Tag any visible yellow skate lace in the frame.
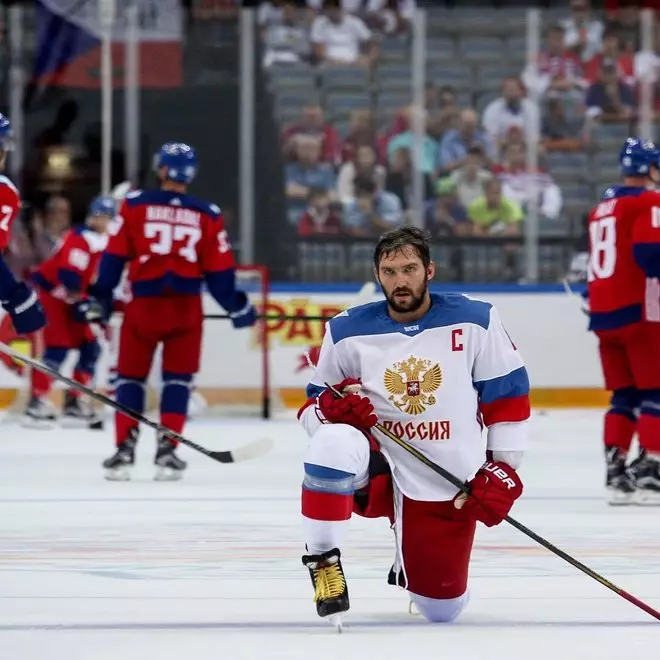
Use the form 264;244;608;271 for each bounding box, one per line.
312;562;346;602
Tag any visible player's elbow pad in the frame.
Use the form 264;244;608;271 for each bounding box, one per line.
93;253;126;294
58;268;82;294
633;244;660;278
205;270;246;313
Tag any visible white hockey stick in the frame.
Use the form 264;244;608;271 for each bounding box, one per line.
0;341;273;464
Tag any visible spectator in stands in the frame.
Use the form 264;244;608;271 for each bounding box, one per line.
493;142;563;222
448;145;493;208
467;178;523;237
541;97;587;151
482;78;540;152
43;195;72;247
605;1;640;54
337;144;386;203
258;0;286;27
437;108;495;177
425;178;469;237
522;24;586;101
381;84;447;145
561;0;604;62
344;175;403;236
297;188;344;237
386;107;438;175
262;1;311;67
282;105;341;165
310;0;377;67
384;146;434;218
585;62;636;123
584;28;635;86
435;85;460;136
306;0;364;14
364;0;415;36
285;135;336;224
633;22;660;115
341;109;385;163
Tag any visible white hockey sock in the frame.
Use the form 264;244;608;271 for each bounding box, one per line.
303;517;350;556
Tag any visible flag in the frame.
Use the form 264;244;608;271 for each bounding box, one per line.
33;0;183;89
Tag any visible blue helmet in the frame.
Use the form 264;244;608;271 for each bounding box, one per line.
87;195;116;218
619;137;660;176
0;113;14;152
153;142;198;184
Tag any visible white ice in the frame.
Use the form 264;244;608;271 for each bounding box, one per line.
0;410;659;660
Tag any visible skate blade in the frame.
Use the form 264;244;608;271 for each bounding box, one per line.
20;416;57;430
608;491;637;506
326;613;342;632
60;417;94;429
104;466;133;482
635;490;660;505
154;466;184;482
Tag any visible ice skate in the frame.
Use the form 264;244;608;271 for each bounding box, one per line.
630;451;660;505
60;391;100;429
154;433;187;481
605;446;636;506
302;548;349;631
103;428;138;481
21;395;57;429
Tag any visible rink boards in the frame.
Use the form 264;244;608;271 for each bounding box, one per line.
0;284;607;409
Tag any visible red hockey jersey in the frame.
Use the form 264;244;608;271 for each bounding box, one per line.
0;174;21;251
103;189;236;297
587;185;660;331
32;226;108;301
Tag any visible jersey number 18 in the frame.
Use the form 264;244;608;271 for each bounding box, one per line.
588;216;616;281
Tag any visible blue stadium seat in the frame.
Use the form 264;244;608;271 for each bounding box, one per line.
268;65;317;90
325;92;372;118
426;38;456;61
427;63;473;89
458;37;506;61
320;66;370;89
475;63;524;91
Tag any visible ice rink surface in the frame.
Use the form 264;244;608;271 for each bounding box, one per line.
1;409;659;660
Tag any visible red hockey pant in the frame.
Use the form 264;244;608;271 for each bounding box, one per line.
597;322;660;391
355;451;476;600
117;295;203;378
40;292;96;349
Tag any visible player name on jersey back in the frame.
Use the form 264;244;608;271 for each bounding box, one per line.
145;205;201;227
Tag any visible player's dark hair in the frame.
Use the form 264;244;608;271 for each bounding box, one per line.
374;226;432;270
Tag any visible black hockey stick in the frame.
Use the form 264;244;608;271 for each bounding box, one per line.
325;381;660;622
0;341;273;464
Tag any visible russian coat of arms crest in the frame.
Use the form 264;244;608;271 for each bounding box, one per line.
383;356;443;416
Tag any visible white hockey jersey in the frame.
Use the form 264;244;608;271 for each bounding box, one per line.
299;293;531;501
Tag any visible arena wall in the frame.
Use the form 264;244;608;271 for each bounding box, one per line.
0;284;607;410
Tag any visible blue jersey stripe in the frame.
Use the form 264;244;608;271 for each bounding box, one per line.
330;293;491;344
474;366;530;404
306;383;326;399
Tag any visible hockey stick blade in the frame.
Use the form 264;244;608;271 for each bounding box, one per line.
324;381;660;622
212;436;274;463
0;341;273;465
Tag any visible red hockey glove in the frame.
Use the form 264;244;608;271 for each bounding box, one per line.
453;461;523;527
317;378;378;431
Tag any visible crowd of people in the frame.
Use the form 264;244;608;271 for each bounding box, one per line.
263;0;659;241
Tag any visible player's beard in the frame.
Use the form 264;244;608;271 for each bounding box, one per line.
382;280;428;314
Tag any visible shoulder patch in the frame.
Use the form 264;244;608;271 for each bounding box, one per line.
434;293;492;331
80;229;109;253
